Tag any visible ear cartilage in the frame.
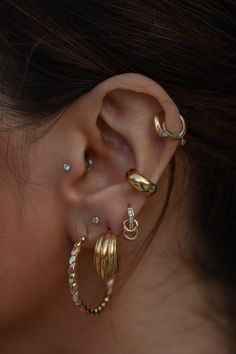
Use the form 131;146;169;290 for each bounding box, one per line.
154;113;186;146
125;169;157;196
64;163;71;172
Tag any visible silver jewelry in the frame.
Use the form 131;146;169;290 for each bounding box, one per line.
64;163;71;172
85;158;93;170
154;113;186;145
92;216;100;225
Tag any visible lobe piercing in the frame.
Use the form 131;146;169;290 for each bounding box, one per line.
92;216;100;225
64;163;71;172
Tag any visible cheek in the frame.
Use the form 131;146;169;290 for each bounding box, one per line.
0;182;68;330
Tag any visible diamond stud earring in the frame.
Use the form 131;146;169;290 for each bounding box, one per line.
92;216;100;225
64;163;71;172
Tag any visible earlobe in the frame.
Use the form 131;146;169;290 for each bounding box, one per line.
59;73;185;245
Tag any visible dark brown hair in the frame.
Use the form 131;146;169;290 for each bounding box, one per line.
0;0;236;346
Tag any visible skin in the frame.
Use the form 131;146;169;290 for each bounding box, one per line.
0;73;226;353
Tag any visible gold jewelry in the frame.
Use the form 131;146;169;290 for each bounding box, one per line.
126;169;157;196
68;236;114;315
154;114;186;145
94;231;119;281
123;207;139;241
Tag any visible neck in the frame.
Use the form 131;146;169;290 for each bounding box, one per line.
0;166;227;354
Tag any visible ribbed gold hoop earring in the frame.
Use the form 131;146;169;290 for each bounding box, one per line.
68;235;116;315
94;231;119;281
154;114;186;145
126;168;157;196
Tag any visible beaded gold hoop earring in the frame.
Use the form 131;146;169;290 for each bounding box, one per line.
68;236;116;315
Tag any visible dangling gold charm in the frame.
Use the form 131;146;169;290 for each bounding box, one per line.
123;207;139;241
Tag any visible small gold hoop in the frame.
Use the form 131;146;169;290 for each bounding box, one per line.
68;236;115;315
126;169;157;196
123;219;139;241
154;114;186;145
94;232;119;281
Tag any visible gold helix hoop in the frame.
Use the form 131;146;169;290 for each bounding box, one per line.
126;169;157;196
154;114;186;145
123;207;139;241
68;236;115;315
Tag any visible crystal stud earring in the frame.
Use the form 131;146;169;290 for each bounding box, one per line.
64;163;71;172
92;216;100;225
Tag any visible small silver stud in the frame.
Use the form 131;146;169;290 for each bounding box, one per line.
64;163;71;172
92;216;100;225
85;158;93;170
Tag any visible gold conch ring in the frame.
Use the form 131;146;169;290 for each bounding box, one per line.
126;169;157;196
154;114;186;145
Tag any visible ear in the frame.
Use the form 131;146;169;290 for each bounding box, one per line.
59;73;182;246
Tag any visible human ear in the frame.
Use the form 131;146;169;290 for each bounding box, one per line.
58;73;182;246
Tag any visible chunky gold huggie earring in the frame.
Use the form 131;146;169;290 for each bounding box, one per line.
126;168;157;196
154;114;186;145
94;231;119;281
68;236;115;315
123;207;139;241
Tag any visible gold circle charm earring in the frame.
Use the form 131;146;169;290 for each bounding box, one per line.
123;207;139;241
154;113;186;145
126;169;157;196
68;233;118;315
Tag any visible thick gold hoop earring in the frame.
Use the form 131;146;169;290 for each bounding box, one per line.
123;207;139;241
68;236;115;315
94;231;119;281
154;114;186;145
126;169;157;196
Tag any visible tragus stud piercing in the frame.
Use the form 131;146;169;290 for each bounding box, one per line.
64;163;71;172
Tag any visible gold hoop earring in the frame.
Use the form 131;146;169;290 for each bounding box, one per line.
123;207;139;241
94;231;119;281
154;114;186;145
68;236;115;315
126;169;157;196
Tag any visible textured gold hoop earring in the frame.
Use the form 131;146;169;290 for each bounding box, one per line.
123;207;139;241
126;169;157;196
94;231;119;281
154;114;186;145
68;236;114;315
